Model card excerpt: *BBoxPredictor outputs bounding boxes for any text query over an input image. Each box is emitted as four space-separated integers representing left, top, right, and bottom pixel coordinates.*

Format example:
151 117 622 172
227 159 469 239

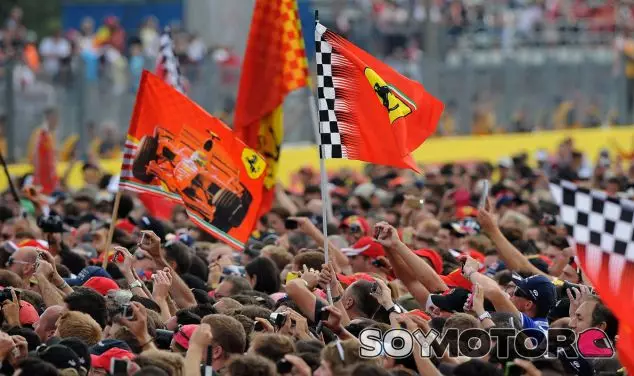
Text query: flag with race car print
120 71 266 249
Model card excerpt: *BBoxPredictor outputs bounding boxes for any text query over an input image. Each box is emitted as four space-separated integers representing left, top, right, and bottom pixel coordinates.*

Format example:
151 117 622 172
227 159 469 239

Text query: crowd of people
0 134 624 375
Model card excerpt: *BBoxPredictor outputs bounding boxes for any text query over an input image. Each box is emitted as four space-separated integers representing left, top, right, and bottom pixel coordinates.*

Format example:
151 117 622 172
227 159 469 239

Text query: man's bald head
8 247 39 278
33 305 64 342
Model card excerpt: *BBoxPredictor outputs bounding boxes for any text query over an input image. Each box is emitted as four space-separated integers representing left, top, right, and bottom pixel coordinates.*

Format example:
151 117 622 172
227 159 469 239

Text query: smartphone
405 197 424 210
318 306 330 322
373 226 382 240
465 290 475 312
285 271 300 284
276 358 293 374
504 361 523 376
111 358 129 376
284 219 299 230
121 303 134 320
478 180 490 210
35 252 42 270
370 281 380 295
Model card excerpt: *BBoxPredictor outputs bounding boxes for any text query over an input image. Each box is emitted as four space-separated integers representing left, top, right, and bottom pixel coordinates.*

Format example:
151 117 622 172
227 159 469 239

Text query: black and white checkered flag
315 22 344 159
156 27 185 93
549 179 634 289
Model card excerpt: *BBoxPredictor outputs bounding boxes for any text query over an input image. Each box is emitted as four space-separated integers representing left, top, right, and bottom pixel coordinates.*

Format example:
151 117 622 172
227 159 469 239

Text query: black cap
59 337 91 370
34 344 82 372
90 339 132 355
430 288 470 313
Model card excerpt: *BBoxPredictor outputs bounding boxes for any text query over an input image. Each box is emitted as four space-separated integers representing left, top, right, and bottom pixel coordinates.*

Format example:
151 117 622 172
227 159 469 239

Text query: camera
277 358 292 374
37 215 66 233
0 288 19 303
115 303 134 320
269 312 287 327
154 329 175 350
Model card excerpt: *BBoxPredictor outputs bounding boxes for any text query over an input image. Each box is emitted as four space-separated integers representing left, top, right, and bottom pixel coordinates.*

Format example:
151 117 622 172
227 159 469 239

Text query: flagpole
307 90 334 306
102 190 122 268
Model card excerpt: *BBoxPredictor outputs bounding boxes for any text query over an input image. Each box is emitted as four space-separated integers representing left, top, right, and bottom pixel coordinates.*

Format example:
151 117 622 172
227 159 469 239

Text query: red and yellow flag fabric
234 0 309 215
120 71 266 249
315 22 444 170
33 128 58 195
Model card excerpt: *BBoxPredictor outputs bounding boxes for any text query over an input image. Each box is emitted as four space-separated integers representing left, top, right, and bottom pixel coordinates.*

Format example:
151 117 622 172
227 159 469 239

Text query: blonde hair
321 339 379 374
134 350 184 376
57 311 102 346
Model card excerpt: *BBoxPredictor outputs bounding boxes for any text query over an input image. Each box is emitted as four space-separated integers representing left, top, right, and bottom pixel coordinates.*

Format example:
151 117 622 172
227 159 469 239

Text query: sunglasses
5 258 31 268
414 235 435 244
513 287 535 302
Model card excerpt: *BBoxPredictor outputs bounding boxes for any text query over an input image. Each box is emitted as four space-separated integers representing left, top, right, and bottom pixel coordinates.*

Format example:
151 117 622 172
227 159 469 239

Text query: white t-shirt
39 36 71 75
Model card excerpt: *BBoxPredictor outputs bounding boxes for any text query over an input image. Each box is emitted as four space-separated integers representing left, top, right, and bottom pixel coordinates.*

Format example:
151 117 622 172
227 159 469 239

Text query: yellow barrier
2 126 632 192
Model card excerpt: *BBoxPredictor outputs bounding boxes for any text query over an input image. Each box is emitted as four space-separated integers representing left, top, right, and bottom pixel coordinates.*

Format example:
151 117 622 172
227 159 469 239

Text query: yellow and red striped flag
234 0 309 215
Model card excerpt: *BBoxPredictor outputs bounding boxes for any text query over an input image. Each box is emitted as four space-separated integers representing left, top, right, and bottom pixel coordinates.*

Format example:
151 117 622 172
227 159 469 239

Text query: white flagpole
307 89 334 305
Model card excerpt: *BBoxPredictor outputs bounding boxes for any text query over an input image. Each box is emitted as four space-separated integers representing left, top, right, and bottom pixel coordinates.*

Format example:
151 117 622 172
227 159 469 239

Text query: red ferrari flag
33 128 58 194
120 71 266 249
234 0 309 214
315 22 443 169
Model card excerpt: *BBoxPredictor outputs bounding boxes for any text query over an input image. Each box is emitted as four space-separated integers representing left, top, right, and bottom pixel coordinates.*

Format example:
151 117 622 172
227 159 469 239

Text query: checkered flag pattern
315 22 344 159
156 27 185 93
549 180 634 259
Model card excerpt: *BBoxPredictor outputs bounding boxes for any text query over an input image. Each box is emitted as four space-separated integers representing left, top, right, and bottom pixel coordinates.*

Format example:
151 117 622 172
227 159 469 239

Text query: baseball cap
173 324 198 350
59 338 91 370
18 239 49 252
512 274 557 313
339 216 370 235
456 206 478 219
430 288 470 313
90 339 132 355
19 300 39 326
34 344 83 373
413 249 443 274
440 269 473 290
83 276 120 295
336 273 375 286
64 266 112 286
342 237 385 259
91 347 135 370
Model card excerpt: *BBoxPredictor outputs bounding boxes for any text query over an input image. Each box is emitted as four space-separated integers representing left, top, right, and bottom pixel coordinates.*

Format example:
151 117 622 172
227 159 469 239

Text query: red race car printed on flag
120 71 266 249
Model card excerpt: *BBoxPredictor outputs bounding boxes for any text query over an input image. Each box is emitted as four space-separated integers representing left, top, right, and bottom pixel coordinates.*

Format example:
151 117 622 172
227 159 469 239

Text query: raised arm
140 231 196 308
375 222 448 292
477 201 547 277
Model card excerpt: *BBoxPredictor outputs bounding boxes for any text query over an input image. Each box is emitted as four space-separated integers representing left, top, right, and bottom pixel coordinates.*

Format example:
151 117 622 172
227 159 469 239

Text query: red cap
116 219 136 234
91 348 135 370
84 276 119 295
340 216 371 236
407 309 431 321
440 269 473 290
456 206 478 219
18 239 49 252
174 324 198 350
337 273 375 286
19 300 39 325
413 249 443 274
342 237 385 259
466 249 486 265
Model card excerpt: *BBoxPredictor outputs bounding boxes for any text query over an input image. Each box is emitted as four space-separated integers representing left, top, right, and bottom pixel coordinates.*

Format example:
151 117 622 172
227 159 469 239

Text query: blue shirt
520 313 549 344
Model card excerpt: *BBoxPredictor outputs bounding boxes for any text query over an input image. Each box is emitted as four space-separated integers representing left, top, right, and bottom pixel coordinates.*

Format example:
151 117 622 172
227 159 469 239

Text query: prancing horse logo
364 68 416 124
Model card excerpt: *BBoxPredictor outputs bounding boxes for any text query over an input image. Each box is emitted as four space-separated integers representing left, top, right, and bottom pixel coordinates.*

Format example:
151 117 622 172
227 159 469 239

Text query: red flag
120 71 266 249
234 0 309 215
33 129 58 194
315 22 443 169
